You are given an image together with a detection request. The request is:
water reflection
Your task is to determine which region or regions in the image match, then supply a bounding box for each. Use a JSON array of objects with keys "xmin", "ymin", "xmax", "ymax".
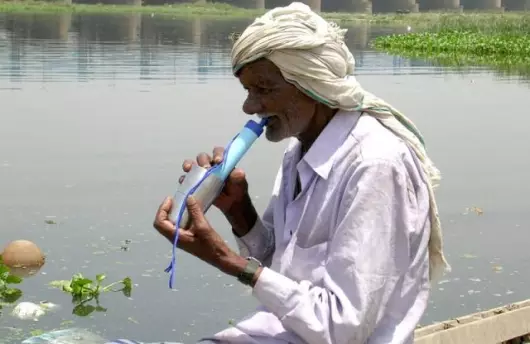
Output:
[
  {"xmin": 2, "ymin": 12, "xmax": 523, "ymax": 87},
  {"xmin": 1, "ymin": 12, "xmax": 530, "ymax": 344}
]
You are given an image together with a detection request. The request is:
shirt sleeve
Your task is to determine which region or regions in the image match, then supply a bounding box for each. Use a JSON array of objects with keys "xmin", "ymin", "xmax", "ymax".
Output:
[
  {"xmin": 251, "ymin": 158, "xmax": 423, "ymax": 344},
  {"xmin": 234, "ymin": 198, "xmax": 275, "ymax": 266},
  {"xmin": 233, "ymin": 165, "xmax": 282, "ymax": 266}
]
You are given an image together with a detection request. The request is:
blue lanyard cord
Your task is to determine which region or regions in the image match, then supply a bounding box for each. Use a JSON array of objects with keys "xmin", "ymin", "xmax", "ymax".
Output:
[{"xmin": 164, "ymin": 134, "xmax": 239, "ymax": 289}]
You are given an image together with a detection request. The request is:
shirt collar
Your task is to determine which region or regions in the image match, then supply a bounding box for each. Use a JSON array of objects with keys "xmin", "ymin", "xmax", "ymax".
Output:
[{"xmin": 299, "ymin": 110, "xmax": 361, "ymax": 180}]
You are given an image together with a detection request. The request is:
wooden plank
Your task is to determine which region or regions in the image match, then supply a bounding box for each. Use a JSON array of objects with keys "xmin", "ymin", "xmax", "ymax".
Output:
[{"xmin": 414, "ymin": 300, "xmax": 530, "ymax": 344}]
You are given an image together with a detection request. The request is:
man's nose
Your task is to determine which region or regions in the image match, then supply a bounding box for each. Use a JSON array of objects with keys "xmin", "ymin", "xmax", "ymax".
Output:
[{"xmin": 242, "ymin": 94, "xmax": 263, "ymax": 115}]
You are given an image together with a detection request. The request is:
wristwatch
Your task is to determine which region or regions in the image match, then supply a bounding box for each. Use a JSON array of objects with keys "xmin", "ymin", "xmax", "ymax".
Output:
[{"xmin": 237, "ymin": 257, "xmax": 262, "ymax": 286}]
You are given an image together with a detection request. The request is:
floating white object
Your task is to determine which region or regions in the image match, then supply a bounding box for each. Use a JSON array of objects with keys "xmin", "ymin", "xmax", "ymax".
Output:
[
  {"xmin": 11, "ymin": 301, "xmax": 58, "ymax": 321},
  {"xmin": 11, "ymin": 302, "xmax": 45, "ymax": 321}
]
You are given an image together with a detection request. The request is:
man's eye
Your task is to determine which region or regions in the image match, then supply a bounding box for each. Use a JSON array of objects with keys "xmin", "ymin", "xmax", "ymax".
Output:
[{"xmin": 257, "ymin": 87, "xmax": 271, "ymax": 94}]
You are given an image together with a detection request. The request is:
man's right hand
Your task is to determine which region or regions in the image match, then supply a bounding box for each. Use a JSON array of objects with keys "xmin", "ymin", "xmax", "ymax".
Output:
[{"xmin": 179, "ymin": 147, "xmax": 258, "ymax": 237}]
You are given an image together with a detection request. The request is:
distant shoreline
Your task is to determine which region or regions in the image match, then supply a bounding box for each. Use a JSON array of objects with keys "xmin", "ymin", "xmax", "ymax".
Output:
[
  {"xmin": 0, "ymin": 1, "xmax": 528, "ymax": 26},
  {"xmin": 0, "ymin": 1, "xmax": 264, "ymax": 18}
]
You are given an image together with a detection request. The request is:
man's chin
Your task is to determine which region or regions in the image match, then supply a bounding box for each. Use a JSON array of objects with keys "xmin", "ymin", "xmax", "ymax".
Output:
[{"xmin": 264, "ymin": 129, "xmax": 286, "ymax": 143}]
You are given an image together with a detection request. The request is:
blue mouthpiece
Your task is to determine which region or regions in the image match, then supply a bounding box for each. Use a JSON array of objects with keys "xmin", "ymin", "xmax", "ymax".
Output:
[
  {"xmin": 243, "ymin": 117, "xmax": 268, "ymax": 137},
  {"xmin": 259, "ymin": 117, "xmax": 269, "ymax": 127},
  {"xmin": 211, "ymin": 118, "xmax": 267, "ymax": 180}
]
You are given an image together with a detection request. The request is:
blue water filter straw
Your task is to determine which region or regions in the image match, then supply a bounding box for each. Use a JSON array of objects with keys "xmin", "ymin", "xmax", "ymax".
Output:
[{"xmin": 165, "ymin": 117, "xmax": 269, "ymax": 288}]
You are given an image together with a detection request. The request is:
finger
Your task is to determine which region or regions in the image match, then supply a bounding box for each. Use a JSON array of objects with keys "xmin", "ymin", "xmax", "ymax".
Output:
[
  {"xmin": 158, "ymin": 222, "xmax": 177, "ymax": 243},
  {"xmin": 212, "ymin": 146, "xmax": 225, "ymax": 164},
  {"xmin": 155, "ymin": 196, "xmax": 173, "ymax": 225},
  {"xmin": 182, "ymin": 159, "xmax": 195, "ymax": 172},
  {"xmin": 228, "ymin": 168, "xmax": 246, "ymax": 184},
  {"xmin": 175, "ymin": 228, "xmax": 195, "ymax": 247},
  {"xmin": 213, "ymin": 195, "xmax": 232, "ymax": 214},
  {"xmin": 186, "ymin": 195, "xmax": 206, "ymax": 227},
  {"xmin": 197, "ymin": 152, "xmax": 212, "ymax": 168},
  {"xmin": 225, "ymin": 168, "xmax": 247, "ymax": 194},
  {"xmin": 154, "ymin": 197, "xmax": 174, "ymax": 229},
  {"xmin": 156, "ymin": 197, "xmax": 173, "ymax": 219}
]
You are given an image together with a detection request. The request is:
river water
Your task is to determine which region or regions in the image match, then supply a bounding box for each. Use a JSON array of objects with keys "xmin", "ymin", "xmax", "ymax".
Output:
[{"xmin": 0, "ymin": 12, "xmax": 529, "ymax": 344}]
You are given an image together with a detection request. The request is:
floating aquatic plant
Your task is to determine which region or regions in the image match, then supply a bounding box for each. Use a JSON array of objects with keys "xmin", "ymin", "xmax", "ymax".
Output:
[
  {"xmin": 373, "ymin": 31, "xmax": 530, "ymax": 57},
  {"xmin": 371, "ymin": 30, "xmax": 530, "ymax": 77},
  {"xmin": 370, "ymin": 10, "xmax": 530, "ymax": 77},
  {"xmin": 50, "ymin": 273, "xmax": 132, "ymax": 317},
  {"xmin": 0, "ymin": 256, "xmax": 23, "ymax": 306},
  {"xmin": 1, "ymin": 252, "xmax": 133, "ymax": 318}
]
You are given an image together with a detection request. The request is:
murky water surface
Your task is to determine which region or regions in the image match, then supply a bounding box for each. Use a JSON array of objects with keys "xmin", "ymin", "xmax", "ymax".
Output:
[{"xmin": 1, "ymin": 12, "xmax": 529, "ymax": 343}]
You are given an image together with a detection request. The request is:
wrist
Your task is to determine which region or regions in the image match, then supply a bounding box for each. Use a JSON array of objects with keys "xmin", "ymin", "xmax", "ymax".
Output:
[
  {"xmin": 219, "ymin": 253, "xmax": 247, "ymax": 277},
  {"xmin": 224, "ymin": 197, "xmax": 257, "ymax": 237},
  {"xmin": 220, "ymin": 254, "xmax": 263, "ymax": 288}
]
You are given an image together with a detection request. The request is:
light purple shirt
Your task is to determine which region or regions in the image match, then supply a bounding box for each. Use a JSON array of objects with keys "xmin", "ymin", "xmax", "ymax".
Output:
[{"xmin": 202, "ymin": 110, "xmax": 431, "ymax": 344}]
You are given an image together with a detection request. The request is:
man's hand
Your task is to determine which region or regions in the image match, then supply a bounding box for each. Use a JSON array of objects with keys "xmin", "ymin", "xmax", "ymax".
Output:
[
  {"xmin": 180, "ymin": 147, "xmax": 258, "ymax": 236},
  {"xmin": 153, "ymin": 196, "xmax": 248, "ymax": 277}
]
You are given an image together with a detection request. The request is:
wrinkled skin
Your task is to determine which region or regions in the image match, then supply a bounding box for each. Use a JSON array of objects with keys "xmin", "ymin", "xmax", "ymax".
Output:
[
  {"xmin": 239, "ymin": 58, "xmax": 321, "ymax": 143},
  {"xmin": 153, "ymin": 58, "xmax": 337, "ymax": 281}
]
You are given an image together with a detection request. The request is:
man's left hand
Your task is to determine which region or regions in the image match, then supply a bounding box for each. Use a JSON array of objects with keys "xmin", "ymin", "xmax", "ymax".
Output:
[{"xmin": 153, "ymin": 196, "xmax": 245, "ymax": 276}]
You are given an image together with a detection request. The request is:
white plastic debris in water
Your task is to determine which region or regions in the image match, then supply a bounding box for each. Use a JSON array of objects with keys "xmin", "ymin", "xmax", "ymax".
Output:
[
  {"xmin": 22, "ymin": 328, "xmax": 107, "ymax": 344},
  {"xmin": 11, "ymin": 301, "xmax": 59, "ymax": 321}
]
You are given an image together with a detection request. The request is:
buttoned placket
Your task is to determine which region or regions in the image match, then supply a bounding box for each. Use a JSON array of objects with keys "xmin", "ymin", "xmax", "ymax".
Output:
[{"xmin": 283, "ymin": 150, "xmax": 317, "ymax": 244}]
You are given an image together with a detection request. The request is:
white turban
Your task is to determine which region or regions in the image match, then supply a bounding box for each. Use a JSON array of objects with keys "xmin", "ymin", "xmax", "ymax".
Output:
[{"xmin": 230, "ymin": 2, "xmax": 450, "ymax": 282}]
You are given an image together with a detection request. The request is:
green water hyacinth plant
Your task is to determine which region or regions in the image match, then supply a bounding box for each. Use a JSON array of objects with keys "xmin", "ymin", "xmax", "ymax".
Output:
[
  {"xmin": 371, "ymin": 30, "xmax": 530, "ymax": 77},
  {"xmin": 0, "ymin": 256, "xmax": 23, "ymax": 306},
  {"xmin": 50, "ymin": 273, "xmax": 132, "ymax": 317}
]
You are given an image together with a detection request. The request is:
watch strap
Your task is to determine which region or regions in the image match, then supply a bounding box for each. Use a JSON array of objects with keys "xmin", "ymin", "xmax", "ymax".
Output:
[{"xmin": 237, "ymin": 257, "xmax": 262, "ymax": 286}]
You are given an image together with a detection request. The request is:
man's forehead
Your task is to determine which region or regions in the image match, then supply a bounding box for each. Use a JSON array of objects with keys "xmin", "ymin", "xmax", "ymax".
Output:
[{"xmin": 237, "ymin": 59, "xmax": 283, "ymax": 85}]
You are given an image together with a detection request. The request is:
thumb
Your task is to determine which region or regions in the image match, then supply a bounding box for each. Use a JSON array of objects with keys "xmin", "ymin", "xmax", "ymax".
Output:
[{"xmin": 186, "ymin": 195, "xmax": 207, "ymax": 226}]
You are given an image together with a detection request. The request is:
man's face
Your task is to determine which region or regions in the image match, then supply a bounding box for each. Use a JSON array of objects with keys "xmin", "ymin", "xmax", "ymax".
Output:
[{"xmin": 237, "ymin": 59, "xmax": 317, "ymax": 142}]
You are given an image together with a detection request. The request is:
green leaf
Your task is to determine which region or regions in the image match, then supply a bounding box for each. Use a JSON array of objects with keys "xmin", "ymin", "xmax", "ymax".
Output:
[
  {"xmin": 70, "ymin": 277, "xmax": 93, "ymax": 297},
  {"xmin": 1, "ymin": 288, "xmax": 22, "ymax": 303},
  {"xmin": 49, "ymin": 280, "xmax": 71, "ymax": 290},
  {"xmin": 72, "ymin": 293, "xmax": 92, "ymax": 304},
  {"xmin": 72, "ymin": 278, "xmax": 93, "ymax": 288},
  {"xmin": 0, "ymin": 265, "xmax": 9, "ymax": 276},
  {"xmin": 70, "ymin": 282, "xmax": 86, "ymax": 297},
  {"xmin": 121, "ymin": 277, "xmax": 132, "ymax": 297},
  {"xmin": 72, "ymin": 303, "xmax": 95, "ymax": 317},
  {"xmin": 96, "ymin": 274, "xmax": 106, "ymax": 283},
  {"xmin": 5, "ymin": 274, "xmax": 22, "ymax": 284},
  {"xmin": 122, "ymin": 287, "xmax": 131, "ymax": 298},
  {"xmin": 122, "ymin": 277, "xmax": 132, "ymax": 290}
]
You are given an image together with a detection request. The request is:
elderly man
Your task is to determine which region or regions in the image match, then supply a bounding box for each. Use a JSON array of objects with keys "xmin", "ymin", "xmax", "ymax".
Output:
[{"xmin": 110, "ymin": 2, "xmax": 450, "ymax": 344}]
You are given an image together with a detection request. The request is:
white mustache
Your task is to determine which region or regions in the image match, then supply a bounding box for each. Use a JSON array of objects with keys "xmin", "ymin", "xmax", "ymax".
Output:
[{"xmin": 257, "ymin": 113, "xmax": 278, "ymax": 119}]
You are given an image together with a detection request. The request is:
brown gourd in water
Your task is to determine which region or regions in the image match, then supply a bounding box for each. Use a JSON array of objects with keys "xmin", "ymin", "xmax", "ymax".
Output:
[{"xmin": 1, "ymin": 240, "xmax": 45, "ymax": 277}]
